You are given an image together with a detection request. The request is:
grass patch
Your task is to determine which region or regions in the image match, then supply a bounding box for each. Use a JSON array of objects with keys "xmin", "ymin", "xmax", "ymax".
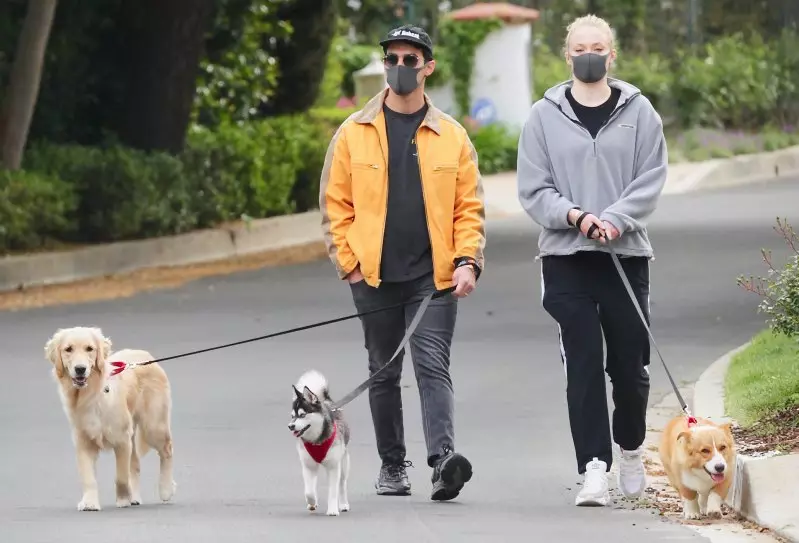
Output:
[{"xmin": 725, "ymin": 329, "xmax": 799, "ymax": 429}]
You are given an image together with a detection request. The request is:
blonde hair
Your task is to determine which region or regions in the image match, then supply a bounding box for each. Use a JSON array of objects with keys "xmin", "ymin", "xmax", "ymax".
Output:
[{"xmin": 563, "ymin": 14, "xmax": 616, "ymax": 54}]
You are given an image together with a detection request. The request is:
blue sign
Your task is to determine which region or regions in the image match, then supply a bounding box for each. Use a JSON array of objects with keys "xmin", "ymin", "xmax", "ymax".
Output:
[{"xmin": 471, "ymin": 98, "xmax": 497, "ymax": 126}]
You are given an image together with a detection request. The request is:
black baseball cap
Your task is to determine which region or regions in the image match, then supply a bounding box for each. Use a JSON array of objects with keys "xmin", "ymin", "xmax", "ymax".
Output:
[{"xmin": 379, "ymin": 24, "xmax": 434, "ymax": 59}]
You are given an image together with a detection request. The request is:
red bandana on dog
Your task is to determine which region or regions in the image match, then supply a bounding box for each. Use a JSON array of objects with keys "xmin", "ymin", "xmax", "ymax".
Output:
[{"xmin": 303, "ymin": 423, "xmax": 337, "ymax": 463}]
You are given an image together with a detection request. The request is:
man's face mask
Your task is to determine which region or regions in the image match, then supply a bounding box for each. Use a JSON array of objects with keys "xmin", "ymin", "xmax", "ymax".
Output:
[
  {"xmin": 384, "ymin": 51, "xmax": 426, "ymax": 96},
  {"xmin": 570, "ymin": 52, "xmax": 609, "ymax": 84}
]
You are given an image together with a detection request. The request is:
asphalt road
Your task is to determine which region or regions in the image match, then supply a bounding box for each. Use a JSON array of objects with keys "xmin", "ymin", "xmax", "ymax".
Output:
[{"xmin": 2, "ymin": 177, "xmax": 798, "ymax": 543}]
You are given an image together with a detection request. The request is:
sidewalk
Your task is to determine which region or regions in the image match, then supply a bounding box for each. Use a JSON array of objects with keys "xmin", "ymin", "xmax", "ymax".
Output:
[
  {"xmin": 638, "ymin": 385, "xmax": 786, "ymax": 543},
  {"xmin": 691, "ymin": 345, "xmax": 799, "ymax": 542},
  {"xmin": 483, "ymin": 144, "xmax": 799, "ymax": 218},
  {"xmin": 1, "ymin": 145, "xmax": 799, "ymax": 296}
]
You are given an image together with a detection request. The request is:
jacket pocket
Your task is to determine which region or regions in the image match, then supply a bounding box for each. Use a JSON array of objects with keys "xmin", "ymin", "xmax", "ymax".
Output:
[{"xmin": 350, "ymin": 159, "xmax": 383, "ymax": 204}]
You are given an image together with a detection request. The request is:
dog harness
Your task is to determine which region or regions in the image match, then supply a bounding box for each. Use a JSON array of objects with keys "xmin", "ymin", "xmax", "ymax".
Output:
[{"xmin": 304, "ymin": 423, "xmax": 337, "ymax": 463}]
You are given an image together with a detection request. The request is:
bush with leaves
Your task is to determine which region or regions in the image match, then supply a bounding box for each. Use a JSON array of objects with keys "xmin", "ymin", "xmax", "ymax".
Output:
[
  {"xmin": 0, "ymin": 169, "xmax": 77, "ymax": 254},
  {"xmin": 181, "ymin": 115, "xmax": 316, "ymax": 224},
  {"xmin": 194, "ymin": 0, "xmax": 292, "ymax": 127},
  {"xmin": 23, "ymin": 143, "xmax": 196, "ymax": 243},
  {"xmin": 737, "ymin": 218, "xmax": 799, "ymax": 338},
  {"xmin": 467, "ymin": 123, "xmax": 519, "ymax": 176}
]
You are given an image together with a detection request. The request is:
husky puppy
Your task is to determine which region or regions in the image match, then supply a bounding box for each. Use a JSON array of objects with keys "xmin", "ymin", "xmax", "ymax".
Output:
[{"xmin": 288, "ymin": 370, "xmax": 351, "ymax": 516}]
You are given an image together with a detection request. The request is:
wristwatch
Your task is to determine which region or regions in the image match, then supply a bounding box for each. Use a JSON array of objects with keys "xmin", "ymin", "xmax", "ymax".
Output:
[{"xmin": 453, "ymin": 256, "xmax": 482, "ymax": 280}]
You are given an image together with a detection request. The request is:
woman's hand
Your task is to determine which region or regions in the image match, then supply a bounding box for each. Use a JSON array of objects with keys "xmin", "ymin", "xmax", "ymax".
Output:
[
  {"xmin": 601, "ymin": 221, "xmax": 620, "ymax": 242},
  {"xmin": 568, "ymin": 209, "xmax": 605, "ymax": 241}
]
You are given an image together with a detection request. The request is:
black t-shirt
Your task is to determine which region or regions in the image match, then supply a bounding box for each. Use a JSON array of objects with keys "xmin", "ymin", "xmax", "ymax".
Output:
[
  {"xmin": 379, "ymin": 103, "xmax": 434, "ymax": 283},
  {"xmin": 566, "ymin": 86, "xmax": 621, "ymax": 138}
]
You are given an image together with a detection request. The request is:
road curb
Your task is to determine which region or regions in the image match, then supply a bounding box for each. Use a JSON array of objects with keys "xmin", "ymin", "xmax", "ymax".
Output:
[
  {"xmin": 0, "ymin": 210, "xmax": 325, "ymax": 293},
  {"xmin": 693, "ymin": 342, "xmax": 799, "ymax": 543}
]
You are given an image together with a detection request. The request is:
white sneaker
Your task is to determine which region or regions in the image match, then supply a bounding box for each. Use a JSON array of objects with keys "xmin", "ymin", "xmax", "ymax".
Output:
[
  {"xmin": 575, "ymin": 458, "xmax": 609, "ymax": 506},
  {"xmin": 618, "ymin": 447, "xmax": 647, "ymax": 499}
]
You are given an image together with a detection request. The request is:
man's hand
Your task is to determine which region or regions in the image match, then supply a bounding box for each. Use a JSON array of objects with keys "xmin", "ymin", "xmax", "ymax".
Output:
[
  {"xmin": 568, "ymin": 209, "xmax": 605, "ymax": 241},
  {"xmin": 346, "ymin": 266, "xmax": 364, "ymax": 284},
  {"xmin": 452, "ymin": 265, "xmax": 476, "ymax": 298}
]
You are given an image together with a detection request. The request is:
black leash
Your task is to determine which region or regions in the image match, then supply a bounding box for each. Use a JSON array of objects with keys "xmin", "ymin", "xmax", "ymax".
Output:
[
  {"xmin": 109, "ymin": 285, "xmax": 457, "ymax": 409},
  {"xmin": 603, "ymin": 234, "xmax": 696, "ymax": 423}
]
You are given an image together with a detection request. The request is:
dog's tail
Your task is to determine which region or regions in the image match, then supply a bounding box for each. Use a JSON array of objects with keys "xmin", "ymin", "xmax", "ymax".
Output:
[{"xmin": 296, "ymin": 370, "xmax": 332, "ymax": 402}]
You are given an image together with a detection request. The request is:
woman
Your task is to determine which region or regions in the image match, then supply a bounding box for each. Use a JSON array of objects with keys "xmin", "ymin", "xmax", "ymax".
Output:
[{"xmin": 516, "ymin": 14, "xmax": 668, "ymax": 507}]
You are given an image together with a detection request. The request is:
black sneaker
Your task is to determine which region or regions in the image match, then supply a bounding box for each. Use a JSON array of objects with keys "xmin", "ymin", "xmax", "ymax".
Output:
[
  {"xmin": 430, "ymin": 448, "xmax": 472, "ymax": 501},
  {"xmin": 375, "ymin": 460, "xmax": 413, "ymax": 495}
]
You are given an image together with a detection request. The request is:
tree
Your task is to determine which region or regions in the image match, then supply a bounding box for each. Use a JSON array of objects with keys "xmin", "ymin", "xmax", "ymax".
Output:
[
  {"xmin": 0, "ymin": 0, "xmax": 58, "ymax": 170},
  {"xmin": 110, "ymin": 0, "xmax": 216, "ymax": 154},
  {"xmin": 259, "ymin": 0, "xmax": 337, "ymax": 115}
]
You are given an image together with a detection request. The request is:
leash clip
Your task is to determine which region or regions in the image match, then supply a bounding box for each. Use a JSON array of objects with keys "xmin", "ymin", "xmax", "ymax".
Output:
[{"xmin": 109, "ymin": 360, "xmax": 135, "ymax": 377}]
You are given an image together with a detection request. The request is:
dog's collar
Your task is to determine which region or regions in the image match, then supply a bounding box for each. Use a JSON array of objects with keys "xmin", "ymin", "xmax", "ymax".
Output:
[{"xmin": 303, "ymin": 422, "xmax": 337, "ymax": 463}]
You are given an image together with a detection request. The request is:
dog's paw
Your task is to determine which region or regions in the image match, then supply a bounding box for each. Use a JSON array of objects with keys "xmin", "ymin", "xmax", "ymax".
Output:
[
  {"xmin": 77, "ymin": 497, "xmax": 101, "ymax": 512},
  {"xmin": 682, "ymin": 498, "xmax": 701, "ymax": 520},
  {"xmin": 339, "ymin": 502, "xmax": 350, "ymax": 513},
  {"xmin": 131, "ymin": 500, "xmax": 141, "ymax": 506},
  {"xmin": 305, "ymin": 493, "xmax": 317, "ymax": 511},
  {"xmin": 326, "ymin": 508, "xmax": 340, "ymax": 517},
  {"xmin": 705, "ymin": 493, "xmax": 723, "ymax": 519},
  {"xmin": 116, "ymin": 497, "xmax": 132, "ymax": 508},
  {"xmin": 159, "ymin": 480, "xmax": 176, "ymax": 502}
]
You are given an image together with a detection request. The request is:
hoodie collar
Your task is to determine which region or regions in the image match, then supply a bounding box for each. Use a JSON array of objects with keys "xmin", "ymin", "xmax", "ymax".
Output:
[{"xmin": 544, "ymin": 77, "xmax": 641, "ymax": 122}]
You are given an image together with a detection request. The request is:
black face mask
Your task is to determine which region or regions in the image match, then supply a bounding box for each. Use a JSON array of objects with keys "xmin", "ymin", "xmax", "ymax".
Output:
[
  {"xmin": 386, "ymin": 65, "xmax": 423, "ymax": 96},
  {"xmin": 571, "ymin": 52, "xmax": 609, "ymax": 83}
]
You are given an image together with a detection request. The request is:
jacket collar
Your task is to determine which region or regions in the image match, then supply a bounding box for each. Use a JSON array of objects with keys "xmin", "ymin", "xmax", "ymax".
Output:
[{"xmin": 353, "ymin": 88, "xmax": 442, "ymax": 135}]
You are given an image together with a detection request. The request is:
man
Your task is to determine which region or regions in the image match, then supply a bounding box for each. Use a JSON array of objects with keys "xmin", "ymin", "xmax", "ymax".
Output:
[{"xmin": 318, "ymin": 24, "xmax": 486, "ymax": 502}]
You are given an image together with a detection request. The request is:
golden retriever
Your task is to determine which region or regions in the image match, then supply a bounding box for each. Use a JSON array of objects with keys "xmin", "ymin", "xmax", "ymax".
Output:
[
  {"xmin": 658, "ymin": 414, "xmax": 736, "ymax": 520},
  {"xmin": 44, "ymin": 326, "xmax": 176, "ymax": 511}
]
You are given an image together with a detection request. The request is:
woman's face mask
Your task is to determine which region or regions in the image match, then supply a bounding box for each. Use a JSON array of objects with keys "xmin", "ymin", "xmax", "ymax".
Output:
[{"xmin": 570, "ymin": 52, "xmax": 610, "ymax": 84}]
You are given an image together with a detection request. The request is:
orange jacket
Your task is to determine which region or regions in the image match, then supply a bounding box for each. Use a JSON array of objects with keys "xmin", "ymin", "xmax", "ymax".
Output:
[{"xmin": 319, "ymin": 90, "xmax": 486, "ymax": 290}]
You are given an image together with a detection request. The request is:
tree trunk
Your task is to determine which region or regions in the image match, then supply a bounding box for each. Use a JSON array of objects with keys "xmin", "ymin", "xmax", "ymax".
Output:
[
  {"xmin": 111, "ymin": 0, "xmax": 216, "ymax": 154},
  {"xmin": 0, "ymin": 0, "xmax": 58, "ymax": 170},
  {"xmin": 259, "ymin": 0, "xmax": 337, "ymax": 116}
]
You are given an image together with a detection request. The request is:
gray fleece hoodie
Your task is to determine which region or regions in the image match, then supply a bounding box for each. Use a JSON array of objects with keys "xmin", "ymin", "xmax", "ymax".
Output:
[{"xmin": 516, "ymin": 78, "xmax": 668, "ymax": 259}]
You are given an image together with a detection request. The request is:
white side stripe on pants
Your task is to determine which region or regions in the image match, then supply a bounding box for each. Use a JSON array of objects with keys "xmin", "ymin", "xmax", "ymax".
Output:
[{"xmin": 540, "ymin": 261, "xmax": 568, "ymax": 382}]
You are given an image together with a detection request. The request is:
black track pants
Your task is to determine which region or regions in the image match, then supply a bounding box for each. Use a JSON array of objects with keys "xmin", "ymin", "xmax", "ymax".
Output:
[{"xmin": 541, "ymin": 251, "xmax": 651, "ymax": 474}]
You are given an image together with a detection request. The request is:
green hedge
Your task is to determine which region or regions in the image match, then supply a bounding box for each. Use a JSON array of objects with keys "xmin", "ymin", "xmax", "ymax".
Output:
[
  {"xmin": 534, "ymin": 31, "xmax": 799, "ymax": 131},
  {"xmin": 0, "ymin": 169, "xmax": 77, "ymax": 252},
  {"xmin": 2, "ymin": 113, "xmax": 333, "ymax": 254}
]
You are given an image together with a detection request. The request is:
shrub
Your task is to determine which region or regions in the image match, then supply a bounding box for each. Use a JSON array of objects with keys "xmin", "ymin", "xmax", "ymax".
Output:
[
  {"xmin": 24, "ymin": 143, "xmax": 196, "ymax": 243},
  {"xmin": 531, "ymin": 42, "xmax": 570, "ymax": 99},
  {"xmin": 468, "ymin": 123, "xmax": 519, "ymax": 176},
  {"xmin": 181, "ymin": 115, "xmax": 312, "ymax": 224},
  {"xmin": 0, "ymin": 169, "xmax": 77, "ymax": 254},
  {"xmin": 737, "ymin": 218, "xmax": 799, "ymax": 338},
  {"xmin": 671, "ymin": 33, "xmax": 783, "ymax": 130}
]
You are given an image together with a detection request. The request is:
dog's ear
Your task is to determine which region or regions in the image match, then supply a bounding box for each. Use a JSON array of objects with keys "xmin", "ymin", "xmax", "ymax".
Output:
[
  {"xmin": 44, "ymin": 329, "xmax": 65, "ymax": 379},
  {"xmin": 90, "ymin": 327, "xmax": 112, "ymax": 371},
  {"xmin": 303, "ymin": 386, "xmax": 319, "ymax": 405},
  {"xmin": 293, "ymin": 385, "xmax": 303, "ymax": 400},
  {"xmin": 677, "ymin": 431, "xmax": 692, "ymax": 444},
  {"xmin": 719, "ymin": 422, "xmax": 733, "ymax": 437}
]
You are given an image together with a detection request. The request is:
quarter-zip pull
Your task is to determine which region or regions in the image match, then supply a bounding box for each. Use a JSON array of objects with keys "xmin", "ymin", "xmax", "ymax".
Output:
[{"xmin": 593, "ymin": 140, "xmax": 597, "ymax": 157}]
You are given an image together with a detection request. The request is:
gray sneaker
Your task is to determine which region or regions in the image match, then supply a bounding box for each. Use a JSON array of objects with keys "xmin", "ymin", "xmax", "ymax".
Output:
[
  {"xmin": 375, "ymin": 460, "xmax": 412, "ymax": 495},
  {"xmin": 430, "ymin": 448, "xmax": 472, "ymax": 501}
]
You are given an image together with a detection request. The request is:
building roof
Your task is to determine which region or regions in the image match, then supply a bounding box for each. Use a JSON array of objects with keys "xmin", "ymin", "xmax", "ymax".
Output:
[{"xmin": 448, "ymin": 2, "xmax": 541, "ymax": 23}]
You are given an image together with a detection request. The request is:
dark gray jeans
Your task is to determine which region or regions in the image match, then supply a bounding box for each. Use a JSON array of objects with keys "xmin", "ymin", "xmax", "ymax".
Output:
[{"xmin": 349, "ymin": 272, "xmax": 458, "ymax": 468}]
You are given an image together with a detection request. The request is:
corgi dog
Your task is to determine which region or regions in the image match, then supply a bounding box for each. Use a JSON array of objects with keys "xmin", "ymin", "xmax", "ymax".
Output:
[
  {"xmin": 659, "ymin": 415, "xmax": 736, "ymax": 520},
  {"xmin": 288, "ymin": 370, "xmax": 351, "ymax": 516}
]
